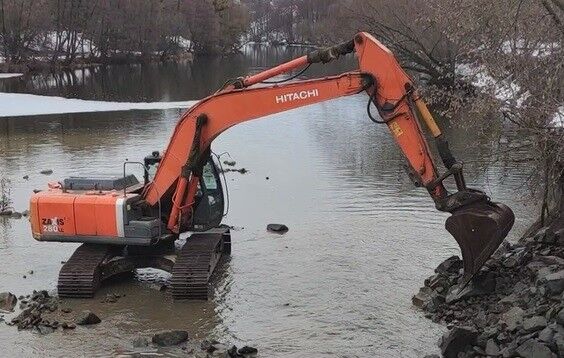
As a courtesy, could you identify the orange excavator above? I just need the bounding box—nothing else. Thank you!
[29,33,514,300]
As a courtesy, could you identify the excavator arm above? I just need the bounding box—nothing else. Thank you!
[142,32,514,285]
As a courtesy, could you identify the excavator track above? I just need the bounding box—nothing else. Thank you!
[170,231,226,300]
[57,244,117,298]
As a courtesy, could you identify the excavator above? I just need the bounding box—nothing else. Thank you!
[29,33,514,300]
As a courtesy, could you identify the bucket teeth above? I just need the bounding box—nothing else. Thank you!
[446,202,514,285]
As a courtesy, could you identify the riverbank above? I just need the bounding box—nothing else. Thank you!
[0,52,193,76]
[415,208,564,357]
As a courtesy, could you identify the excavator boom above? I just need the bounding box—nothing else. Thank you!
[29,32,514,298]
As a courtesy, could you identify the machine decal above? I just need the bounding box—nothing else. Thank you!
[275,89,319,104]
[42,217,65,233]
[390,122,404,137]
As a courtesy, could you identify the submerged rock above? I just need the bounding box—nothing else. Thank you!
[238,345,258,355]
[132,335,149,348]
[75,310,101,325]
[39,169,53,175]
[152,330,189,346]
[0,292,17,312]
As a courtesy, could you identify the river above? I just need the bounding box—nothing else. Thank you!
[0,46,538,357]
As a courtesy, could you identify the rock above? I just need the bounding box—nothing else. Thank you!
[132,335,149,348]
[267,224,289,233]
[0,292,17,312]
[39,169,53,175]
[412,287,433,308]
[21,210,29,217]
[0,210,13,216]
[500,306,525,331]
[151,330,188,346]
[223,160,236,167]
[557,308,564,325]
[210,343,228,357]
[61,322,76,329]
[10,211,22,219]
[227,345,238,357]
[238,346,258,355]
[422,355,440,358]
[23,175,29,180]
[61,307,72,313]
[35,325,54,335]
[523,316,547,332]
[485,339,499,356]
[540,269,564,295]
[515,339,554,358]
[435,256,463,275]
[74,310,101,325]
[439,326,478,358]
[538,327,554,342]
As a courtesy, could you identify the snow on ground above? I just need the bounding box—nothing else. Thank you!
[552,106,563,127]
[0,92,197,117]
[0,73,23,79]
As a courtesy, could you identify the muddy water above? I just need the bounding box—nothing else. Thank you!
[0,47,537,357]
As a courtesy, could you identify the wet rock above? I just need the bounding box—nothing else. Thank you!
[515,339,554,358]
[0,210,13,216]
[523,315,548,332]
[540,269,564,295]
[223,160,236,167]
[23,175,29,180]
[485,339,500,356]
[10,211,22,219]
[21,210,29,217]
[227,345,238,357]
[439,326,478,358]
[151,330,188,346]
[0,292,17,312]
[132,335,149,348]
[34,325,54,335]
[238,346,258,355]
[210,343,229,357]
[39,169,53,175]
[61,322,76,329]
[267,224,289,233]
[435,256,463,275]
[500,307,525,331]
[75,310,101,325]
[412,287,434,308]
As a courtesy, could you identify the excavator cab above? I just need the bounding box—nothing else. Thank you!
[192,157,225,231]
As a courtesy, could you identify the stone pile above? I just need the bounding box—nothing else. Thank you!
[415,225,563,357]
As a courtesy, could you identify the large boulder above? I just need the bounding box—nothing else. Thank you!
[75,310,101,325]
[151,330,189,346]
[0,292,17,312]
[439,326,478,358]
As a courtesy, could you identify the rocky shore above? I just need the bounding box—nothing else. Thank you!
[415,218,564,357]
[0,290,258,357]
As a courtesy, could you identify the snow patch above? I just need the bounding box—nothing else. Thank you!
[0,92,197,117]
[0,73,23,79]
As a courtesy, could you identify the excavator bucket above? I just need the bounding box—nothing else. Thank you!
[445,201,515,285]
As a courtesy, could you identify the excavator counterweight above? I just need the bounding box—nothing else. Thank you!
[29,32,514,299]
